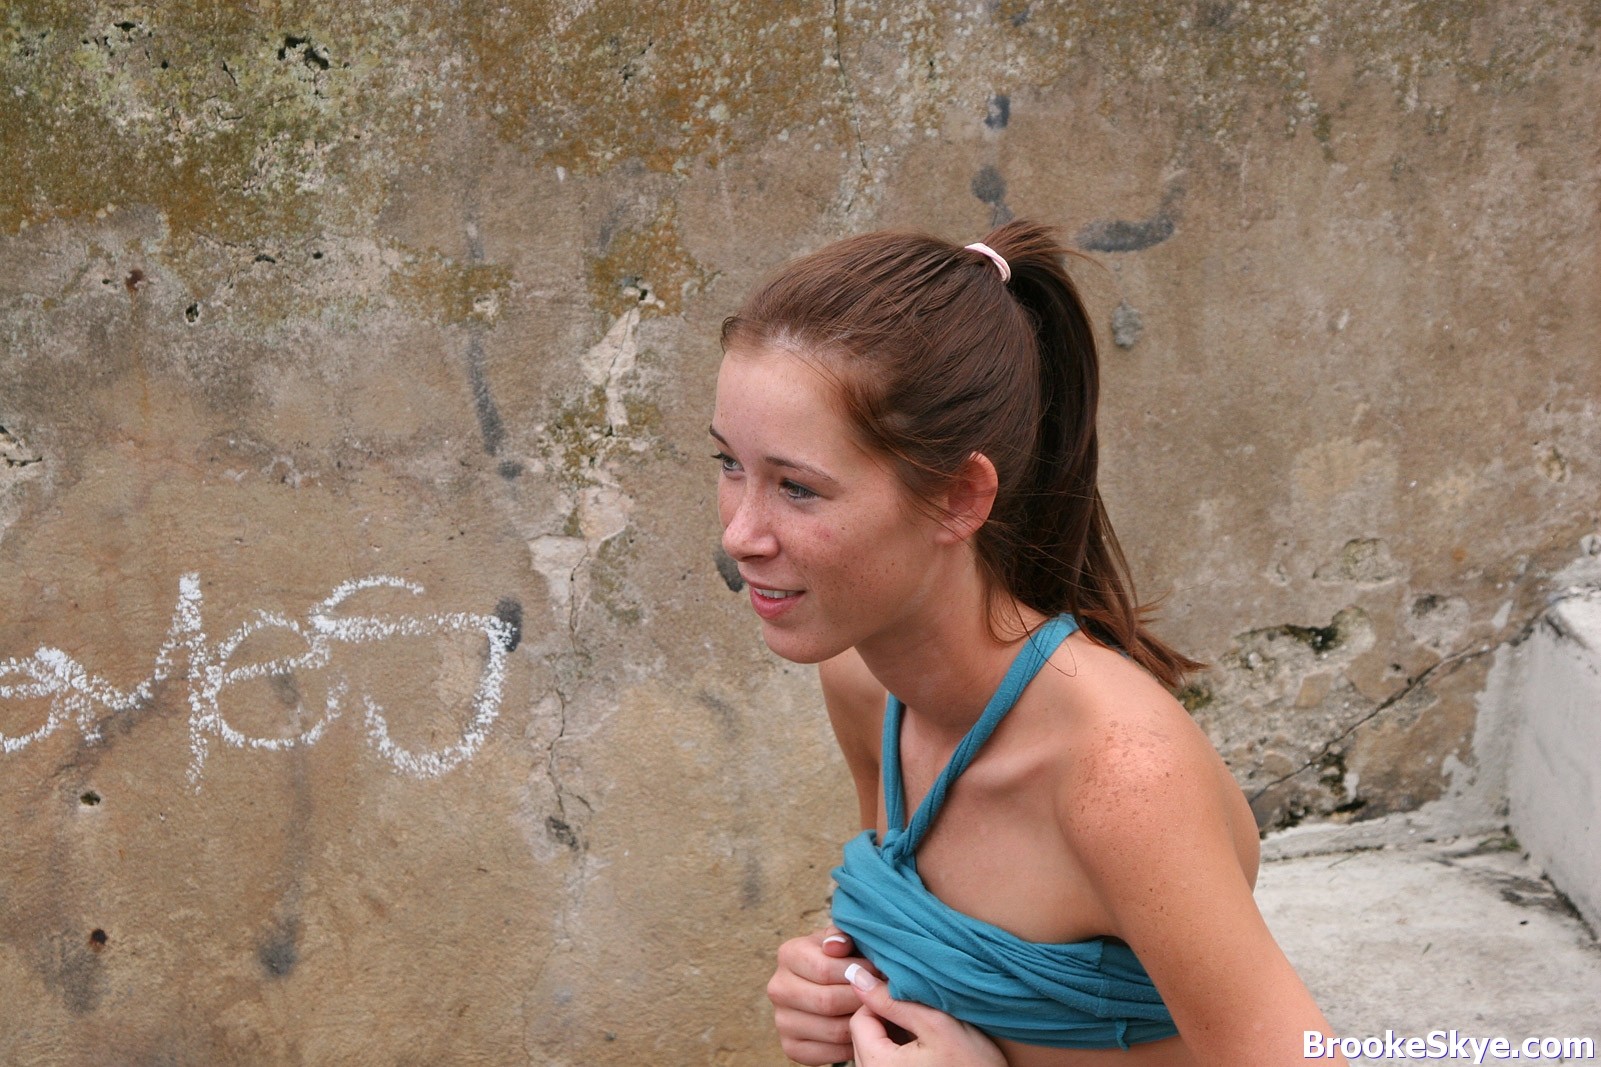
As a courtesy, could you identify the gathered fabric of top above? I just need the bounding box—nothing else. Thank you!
[831,614,1180,1050]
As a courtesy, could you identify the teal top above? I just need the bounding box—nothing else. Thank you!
[830,615,1180,1050]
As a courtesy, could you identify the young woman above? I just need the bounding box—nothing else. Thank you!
[711,221,1344,1066]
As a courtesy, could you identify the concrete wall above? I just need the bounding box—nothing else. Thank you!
[2,1,1597,1062]
[1509,590,1601,933]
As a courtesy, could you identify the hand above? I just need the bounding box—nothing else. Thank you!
[767,927,876,1065]
[846,964,1007,1067]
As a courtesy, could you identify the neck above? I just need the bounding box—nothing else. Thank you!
[853,564,1047,742]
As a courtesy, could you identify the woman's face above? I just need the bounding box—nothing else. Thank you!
[711,347,950,664]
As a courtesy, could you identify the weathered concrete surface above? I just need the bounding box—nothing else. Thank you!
[1509,591,1601,933]
[1258,834,1601,1063]
[2,1,1598,1063]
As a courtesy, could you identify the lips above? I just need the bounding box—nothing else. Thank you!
[746,580,805,620]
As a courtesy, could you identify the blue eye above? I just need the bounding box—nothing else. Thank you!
[781,480,817,502]
[712,451,741,473]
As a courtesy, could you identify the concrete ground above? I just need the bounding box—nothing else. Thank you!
[1257,832,1601,1064]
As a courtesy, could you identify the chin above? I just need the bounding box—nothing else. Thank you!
[757,622,841,665]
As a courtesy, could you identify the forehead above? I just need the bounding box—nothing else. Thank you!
[713,347,876,466]
[715,346,839,428]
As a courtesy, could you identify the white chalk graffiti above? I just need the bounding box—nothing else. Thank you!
[0,575,516,786]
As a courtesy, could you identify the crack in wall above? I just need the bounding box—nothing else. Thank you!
[1246,589,1591,808]
[828,0,872,220]
[544,684,585,853]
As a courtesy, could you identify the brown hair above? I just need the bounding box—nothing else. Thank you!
[720,220,1202,688]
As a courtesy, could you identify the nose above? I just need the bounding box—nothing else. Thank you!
[720,482,778,562]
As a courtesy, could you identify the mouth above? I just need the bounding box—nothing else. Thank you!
[746,582,805,619]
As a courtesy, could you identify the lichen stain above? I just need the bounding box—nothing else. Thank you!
[1176,681,1214,713]
[544,386,612,490]
[391,253,513,327]
[447,1,839,175]
[0,2,449,242]
[5,1,1589,249]
[585,205,711,319]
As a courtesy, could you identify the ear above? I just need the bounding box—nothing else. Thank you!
[933,452,998,545]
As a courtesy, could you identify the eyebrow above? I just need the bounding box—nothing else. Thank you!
[708,426,838,484]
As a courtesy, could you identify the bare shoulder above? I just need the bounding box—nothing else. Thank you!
[1040,633,1250,863]
[818,648,887,829]
[1037,638,1334,1060]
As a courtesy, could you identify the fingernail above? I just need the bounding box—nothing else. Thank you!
[844,963,878,991]
[823,934,849,947]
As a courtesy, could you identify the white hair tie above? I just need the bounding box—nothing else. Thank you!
[963,242,1011,283]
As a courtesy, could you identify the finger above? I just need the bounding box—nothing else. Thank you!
[845,963,952,1036]
[767,970,863,1018]
[848,1003,897,1065]
[821,928,855,957]
[776,936,868,986]
[778,1034,855,1066]
[772,1006,855,1048]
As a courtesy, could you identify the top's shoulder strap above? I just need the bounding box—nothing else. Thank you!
[886,615,1080,859]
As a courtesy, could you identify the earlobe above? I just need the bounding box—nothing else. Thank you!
[935,452,999,544]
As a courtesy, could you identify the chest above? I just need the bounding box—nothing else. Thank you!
[877,722,1119,944]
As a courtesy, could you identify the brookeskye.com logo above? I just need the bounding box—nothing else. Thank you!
[1306,1031,1596,1063]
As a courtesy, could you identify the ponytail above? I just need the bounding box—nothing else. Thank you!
[982,222,1201,687]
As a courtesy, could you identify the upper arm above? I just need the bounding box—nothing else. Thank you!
[818,648,885,831]
[1060,698,1340,1065]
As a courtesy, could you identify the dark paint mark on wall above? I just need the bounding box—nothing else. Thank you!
[1076,213,1175,252]
[497,459,523,480]
[494,598,523,652]
[1199,1,1237,31]
[984,94,1010,129]
[740,850,764,909]
[466,335,505,455]
[698,690,740,742]
[50,932,104,1013]
[713,547,744,592]
[972,167,1005,203]
[258,915,300,978]
[269,670,300,708]
[970,165,1014,224]
[1078,183,1187,252]
[546,815,582,851]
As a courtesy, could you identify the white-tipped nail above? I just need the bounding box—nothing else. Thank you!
[844,963,878,991]
[823,934,849,947]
